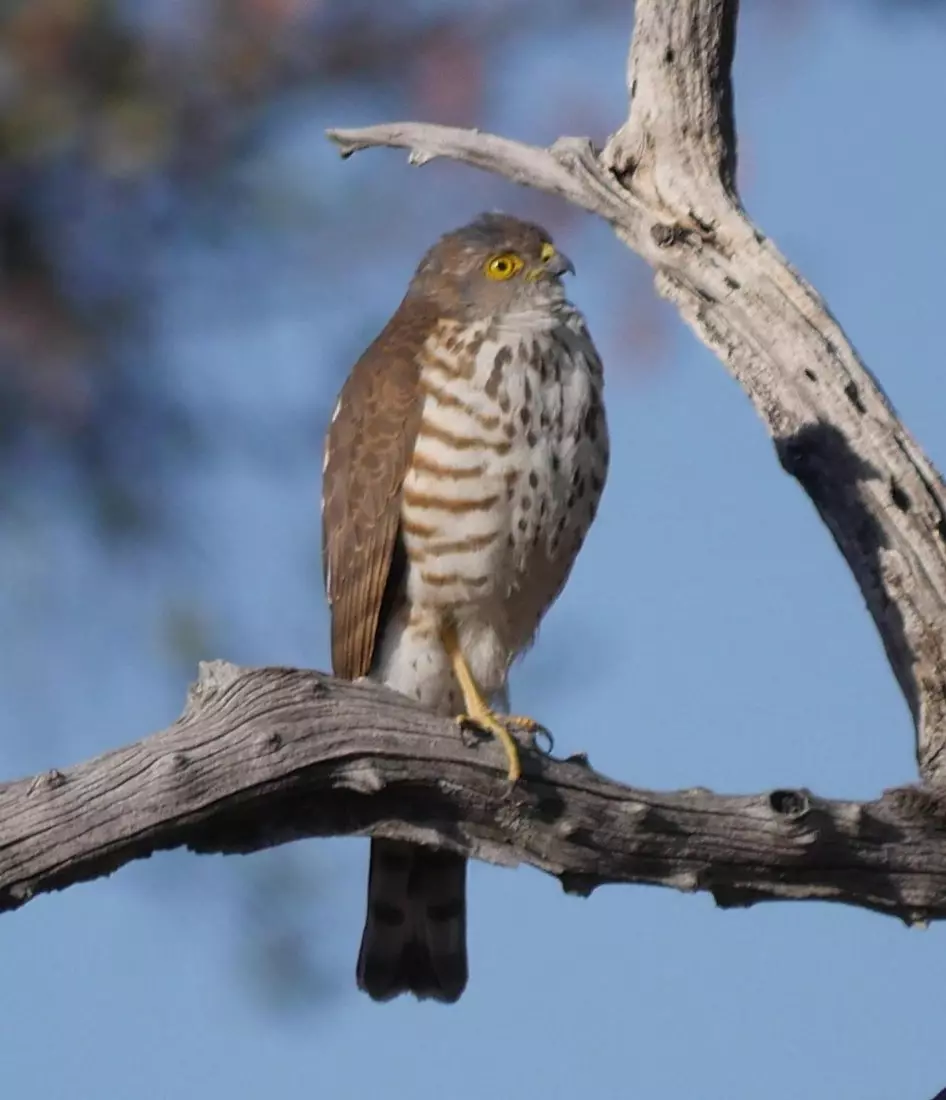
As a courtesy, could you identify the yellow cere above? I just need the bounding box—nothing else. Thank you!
[485,252,524,280]
[540,242,556,264]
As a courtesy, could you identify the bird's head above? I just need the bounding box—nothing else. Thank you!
[407,213,576,324]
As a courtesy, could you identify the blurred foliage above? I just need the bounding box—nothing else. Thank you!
[0,0,627,541]
[0,0,940,542]
[235,847,333,1013]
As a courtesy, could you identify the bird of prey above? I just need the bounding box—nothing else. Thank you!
[321,213,609,1003]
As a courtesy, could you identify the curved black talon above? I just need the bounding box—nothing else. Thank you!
[531,725,554,756]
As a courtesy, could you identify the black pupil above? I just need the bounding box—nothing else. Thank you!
[496,259,508,271]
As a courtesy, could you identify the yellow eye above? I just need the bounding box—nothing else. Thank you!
[484,253,524,280]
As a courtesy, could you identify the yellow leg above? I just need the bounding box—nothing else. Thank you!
[441,621,547,783]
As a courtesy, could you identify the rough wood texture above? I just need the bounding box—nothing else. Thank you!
[329,0,946,783]
[3,662,946,924]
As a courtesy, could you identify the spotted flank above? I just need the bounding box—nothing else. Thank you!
[377,307,609,713]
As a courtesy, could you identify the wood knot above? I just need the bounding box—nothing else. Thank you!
[650,222,681,248]
[161,751,190,775]
[768,788,811,820]
[903,909,931,931]
[258,730,283,754]
[559,871,598,898]
[29,769,66,795]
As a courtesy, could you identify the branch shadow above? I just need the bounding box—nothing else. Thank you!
[775,420,918,724]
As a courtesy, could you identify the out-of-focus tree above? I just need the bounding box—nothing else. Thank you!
[1,0,941,541]
[0,0,631,539]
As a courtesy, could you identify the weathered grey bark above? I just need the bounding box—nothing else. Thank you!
[2,661,946,924]
[329,0,946,784]
[3,0,946,926]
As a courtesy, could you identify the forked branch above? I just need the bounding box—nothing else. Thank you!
[329,0,946,782]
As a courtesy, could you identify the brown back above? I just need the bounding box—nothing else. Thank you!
[321,299,434,679]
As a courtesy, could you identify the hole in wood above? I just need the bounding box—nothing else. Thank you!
[844,380,866,414]
[769,788,810,818]
[890,479,911,513]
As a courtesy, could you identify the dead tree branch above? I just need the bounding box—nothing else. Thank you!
[3,1,945,928]
[2,662,946,924]
[329,0,946,783]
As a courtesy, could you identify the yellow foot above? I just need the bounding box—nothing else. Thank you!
[455,709,550,782]
[504,714,553,750]
[499,714,554,760]
[441,620,552,783]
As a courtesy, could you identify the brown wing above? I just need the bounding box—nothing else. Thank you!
[321,300,433,681]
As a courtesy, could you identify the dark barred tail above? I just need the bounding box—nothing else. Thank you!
[357,839,468,1003]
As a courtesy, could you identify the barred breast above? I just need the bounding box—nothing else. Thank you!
[374,313,608,715]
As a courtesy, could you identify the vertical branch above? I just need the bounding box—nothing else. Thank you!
[605,0,739,214]
[328,0,946,782]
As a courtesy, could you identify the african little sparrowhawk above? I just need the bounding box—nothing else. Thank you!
[321,213,609,1003]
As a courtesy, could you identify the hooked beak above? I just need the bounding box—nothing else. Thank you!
[544,248,575,278]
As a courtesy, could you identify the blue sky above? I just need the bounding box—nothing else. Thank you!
[2,4,946,1098]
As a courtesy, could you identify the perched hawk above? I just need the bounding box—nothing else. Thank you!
[322,213,609,1003]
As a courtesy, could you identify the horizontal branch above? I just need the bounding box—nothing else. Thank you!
[328,0,946,783]
[2,662,946,924]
